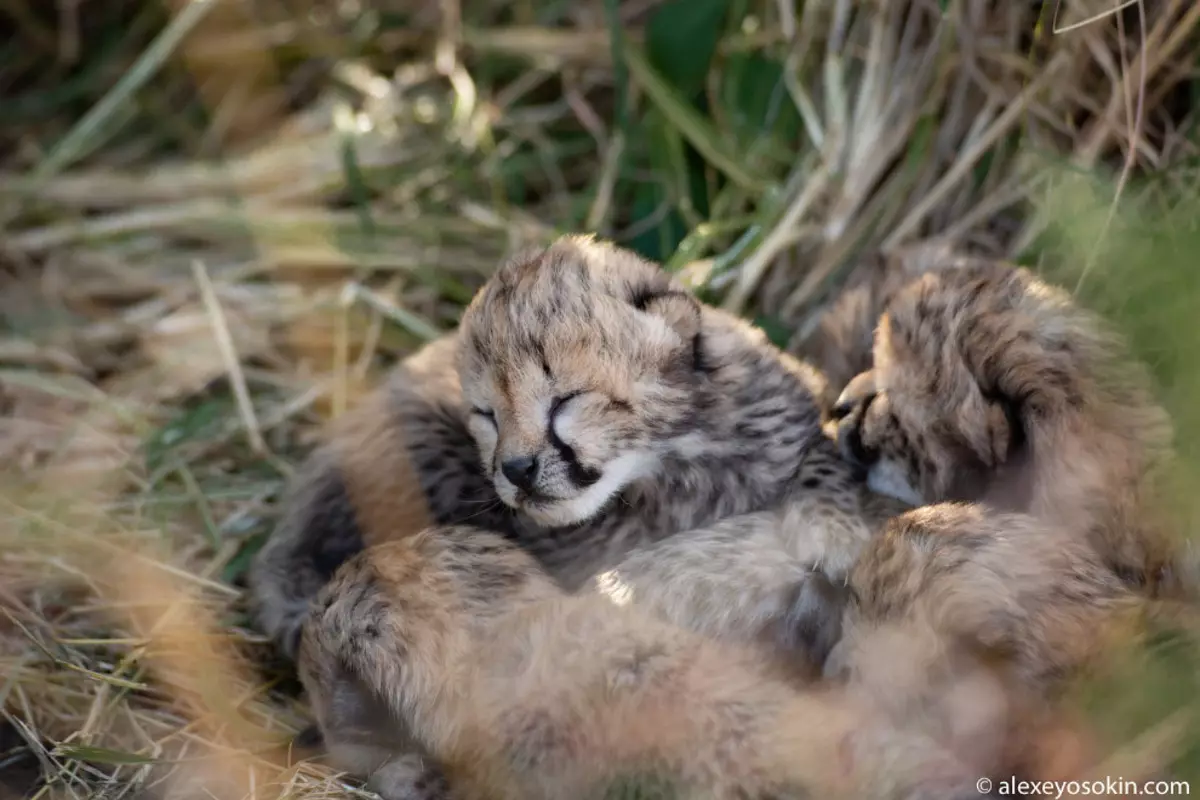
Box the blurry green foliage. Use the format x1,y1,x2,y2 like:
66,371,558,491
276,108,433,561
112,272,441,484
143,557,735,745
1029,165,1200,781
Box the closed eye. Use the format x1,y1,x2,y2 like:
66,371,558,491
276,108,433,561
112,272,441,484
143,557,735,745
472,407,497,426
549,392,584,420
550,392,631,420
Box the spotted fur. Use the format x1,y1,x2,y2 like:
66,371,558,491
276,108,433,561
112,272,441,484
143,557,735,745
830,260,1180,595
251,235,869,659
798,242,996,410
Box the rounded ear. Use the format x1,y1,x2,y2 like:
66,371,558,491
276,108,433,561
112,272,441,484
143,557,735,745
644,291,701,343
629,285,701,345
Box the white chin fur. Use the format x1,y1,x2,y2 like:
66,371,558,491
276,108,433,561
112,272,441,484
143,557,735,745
866,459,925,507
523,450,658,527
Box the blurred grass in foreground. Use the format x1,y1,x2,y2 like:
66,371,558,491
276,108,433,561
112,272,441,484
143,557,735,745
1028,164,1200,785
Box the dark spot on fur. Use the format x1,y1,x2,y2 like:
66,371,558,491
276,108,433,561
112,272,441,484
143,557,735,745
412,766,451,798
607,397,633,413
572,257,591,291
1111,562,1148,588
963,278,987,309
692,331,710,373
468,330,492,362
310,470,367,580
504,710,570,772
533,339,553,379
802,477,821,489
627,284,661,311
494,365,511,399
492,279,514,308
915,297,932,321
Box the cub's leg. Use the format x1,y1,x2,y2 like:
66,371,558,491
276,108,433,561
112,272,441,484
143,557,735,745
249,333,515,658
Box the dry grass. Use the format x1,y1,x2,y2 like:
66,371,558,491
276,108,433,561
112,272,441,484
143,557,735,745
2,1,1200,798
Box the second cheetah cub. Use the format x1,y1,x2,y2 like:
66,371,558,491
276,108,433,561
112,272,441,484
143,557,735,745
831,260,1180,594
297,527,984,800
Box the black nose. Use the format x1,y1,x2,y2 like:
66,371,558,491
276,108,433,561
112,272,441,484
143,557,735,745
501,455,539,493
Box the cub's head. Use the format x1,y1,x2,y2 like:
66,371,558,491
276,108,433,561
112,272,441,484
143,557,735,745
457,235,705,526
832,262,1135,508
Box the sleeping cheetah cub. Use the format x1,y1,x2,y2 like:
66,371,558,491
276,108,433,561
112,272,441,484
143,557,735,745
252,234,889,660
298,526,991,800
794,260,1191,714
830,260,1178,594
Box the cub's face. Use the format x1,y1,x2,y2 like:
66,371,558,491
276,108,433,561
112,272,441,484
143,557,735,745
458,237,703,527
832,269,1026,507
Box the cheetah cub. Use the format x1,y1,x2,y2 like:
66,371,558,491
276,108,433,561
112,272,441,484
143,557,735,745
298,526,989,800
831,260,1178,595
802,260,1188,702
252,234,878,659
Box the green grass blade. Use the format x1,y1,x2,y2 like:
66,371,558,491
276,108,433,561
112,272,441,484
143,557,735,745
623,42,766,192
34,0,218,180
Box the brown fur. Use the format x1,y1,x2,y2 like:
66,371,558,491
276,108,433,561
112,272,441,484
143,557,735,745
248,333,501,657
298,527,1006,800
455,234,830,530
812,504,1166,795
830,260,1180,595
830,504,1146,689
251,235,878,659
827,609,1110,798
588,436,906,678
803,257,1183,787
800,242,997,409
